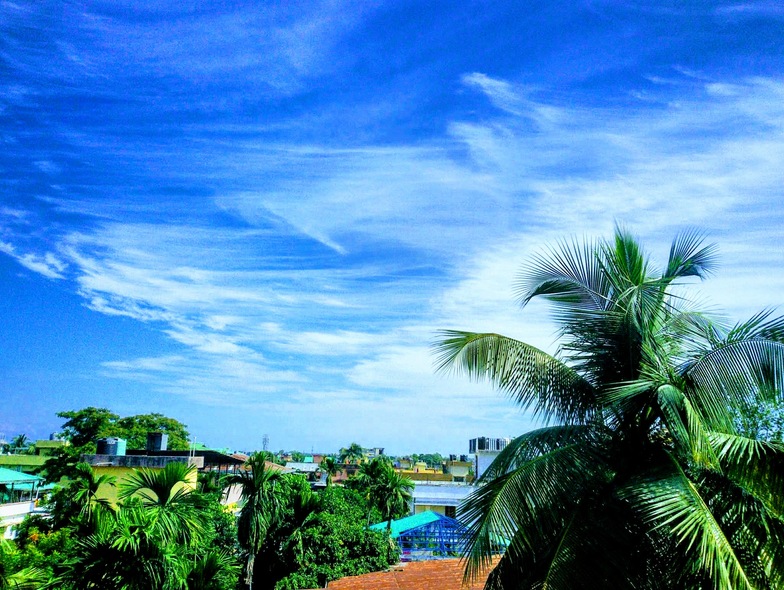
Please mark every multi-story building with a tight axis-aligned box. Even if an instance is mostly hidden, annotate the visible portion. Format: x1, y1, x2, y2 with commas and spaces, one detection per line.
469, 436, 512, 480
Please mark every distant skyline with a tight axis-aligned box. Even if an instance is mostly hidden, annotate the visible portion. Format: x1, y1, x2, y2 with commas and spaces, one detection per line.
2, 1, 784, 454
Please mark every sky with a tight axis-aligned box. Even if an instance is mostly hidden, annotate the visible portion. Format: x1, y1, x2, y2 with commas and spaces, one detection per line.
1, 1, 784, 455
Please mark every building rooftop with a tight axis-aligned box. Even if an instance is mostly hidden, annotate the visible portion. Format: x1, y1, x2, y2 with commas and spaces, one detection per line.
325, 558, 494, 589
0, 467, 42, 486
369, 510, 442, 539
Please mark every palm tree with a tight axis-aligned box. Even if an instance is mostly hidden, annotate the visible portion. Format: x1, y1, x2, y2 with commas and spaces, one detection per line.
119, 461, 203, 546
377, 469, 414, 531
353, 458, 413, 528
225, 452, 285, 590
68, 506, 179, 590
319, 457, 341, 486
354, 457, 391, 525
338, 443, 364, 465
185, 550, 240, 590
282, 487, 321, 566
436, 228, 784, 589
10, 434, 28, 454
70, 462, 116, 529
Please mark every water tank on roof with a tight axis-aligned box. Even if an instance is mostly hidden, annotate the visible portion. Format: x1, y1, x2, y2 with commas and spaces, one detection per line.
96, 437, 126, 455
146, 432, 168, 452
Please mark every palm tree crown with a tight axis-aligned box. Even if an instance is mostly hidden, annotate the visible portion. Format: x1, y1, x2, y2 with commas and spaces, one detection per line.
338, 443, 365, 464
436, 228, 784, 590
225, 452, 285, 590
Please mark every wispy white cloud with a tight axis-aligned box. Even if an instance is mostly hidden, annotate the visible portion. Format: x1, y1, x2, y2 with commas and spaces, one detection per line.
3, 66, 784, 450
0, 240, 66, 279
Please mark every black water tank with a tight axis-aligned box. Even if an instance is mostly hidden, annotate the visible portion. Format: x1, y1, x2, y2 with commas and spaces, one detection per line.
96, 437, 117, 455
146, 432, 169, 452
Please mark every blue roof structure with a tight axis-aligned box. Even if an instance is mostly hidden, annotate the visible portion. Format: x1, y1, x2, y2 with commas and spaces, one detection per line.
0, 467, 42, 486
369, 510, 470, 561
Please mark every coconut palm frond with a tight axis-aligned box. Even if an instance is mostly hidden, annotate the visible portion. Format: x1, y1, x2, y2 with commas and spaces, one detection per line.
664, 229, 718, 281
460, 442, 608, 583
434, 331, 596, 424
629, 456, 756, 590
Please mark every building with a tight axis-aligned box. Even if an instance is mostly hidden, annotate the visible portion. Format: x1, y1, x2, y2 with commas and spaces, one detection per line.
285, 461, 326, 487
444, 455, 473, 483
81, 434, 244, 504
469, 436, 512, 480
0, 439, 69, 475
0, 467, 49, 539
411, 482, 473, 518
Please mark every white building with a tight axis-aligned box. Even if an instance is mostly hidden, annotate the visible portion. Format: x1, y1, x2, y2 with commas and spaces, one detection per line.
469, 436, 512, 480
411, 482, 474, 518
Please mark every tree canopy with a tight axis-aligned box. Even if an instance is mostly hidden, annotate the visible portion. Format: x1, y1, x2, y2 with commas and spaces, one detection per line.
436, 228, 784, 590
55, 407, 190, 451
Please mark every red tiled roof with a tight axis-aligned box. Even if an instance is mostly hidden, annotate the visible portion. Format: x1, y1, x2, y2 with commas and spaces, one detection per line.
325, 559, 494, 590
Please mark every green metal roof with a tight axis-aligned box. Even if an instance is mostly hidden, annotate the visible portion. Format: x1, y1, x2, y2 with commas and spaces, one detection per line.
369, 510, 442, 538
0, 467, 42, 485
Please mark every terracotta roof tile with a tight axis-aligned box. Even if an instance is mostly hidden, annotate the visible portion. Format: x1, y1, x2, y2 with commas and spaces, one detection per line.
325, 559, 494, 590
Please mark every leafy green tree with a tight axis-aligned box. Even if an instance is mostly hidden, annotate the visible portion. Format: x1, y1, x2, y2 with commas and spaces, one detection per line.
111, 413, 191, 450
55, 407, 190, 451
41, 446, 83, 484
0, 539, 48, 590
377, 469, 414, 531
57, 407, 119, 450
67, 506, 181, 589
735, 399, 784, 442
289, 451, 305, 463
436, 228, 784, 589
280, 487, 321, 567
185, 550, 240, 590
273, 486, 397, 590
350, 458, 412, 528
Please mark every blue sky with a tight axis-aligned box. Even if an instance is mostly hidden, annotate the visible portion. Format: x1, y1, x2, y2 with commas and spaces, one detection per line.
2, 1, 784, 454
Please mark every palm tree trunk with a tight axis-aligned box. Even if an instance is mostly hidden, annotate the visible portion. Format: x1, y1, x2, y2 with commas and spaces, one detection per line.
245, 553, 254, 590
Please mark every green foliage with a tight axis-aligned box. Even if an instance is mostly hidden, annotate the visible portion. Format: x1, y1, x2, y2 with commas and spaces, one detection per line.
319, 457, 341, 486
9, 434, 30, 454
55, 407, 190, 451
349, 457, 413, 527
2, 529, 73, 587
57, 407, 119, 450
110, 413, 191, 451
734, 399, 784, 442
225, 452, 287, 588
273, 486, 398, 590
5, 462, 239, 590
436, 228, 784, 589
41, 446, 83, 484
338, 443, 364, 464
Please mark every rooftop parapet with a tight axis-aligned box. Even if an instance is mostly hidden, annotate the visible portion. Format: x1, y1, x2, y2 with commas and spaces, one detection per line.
81, 454, 204, 469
